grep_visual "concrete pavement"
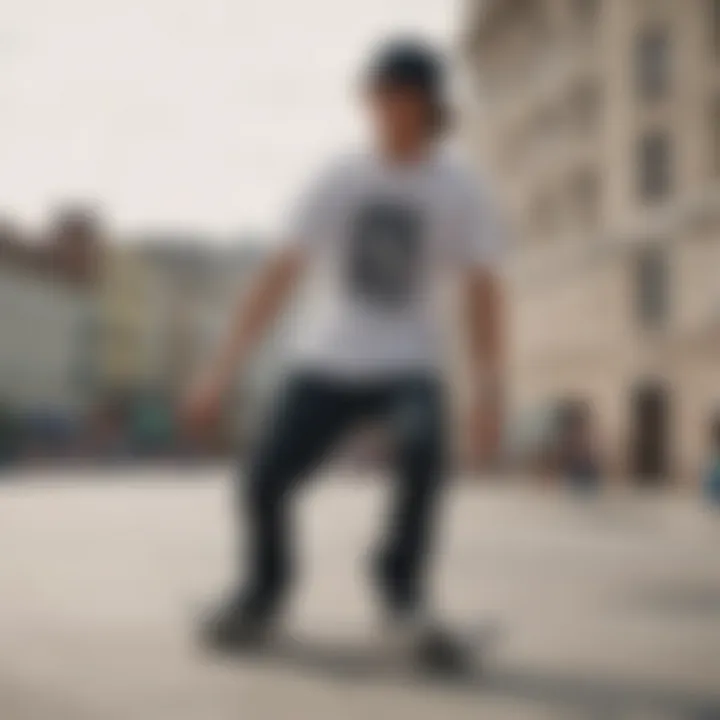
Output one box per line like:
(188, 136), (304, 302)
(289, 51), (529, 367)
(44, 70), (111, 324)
(1, 468), (719, 719)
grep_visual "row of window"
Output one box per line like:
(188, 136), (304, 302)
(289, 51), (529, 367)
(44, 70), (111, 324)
(639, 94), (720, 201)
(527, 107), (719, 239)
(525, 93), (719, 230)
(485, 0), (719, 102)
(636, 0), (720, 100)
(508, 2), (720, 240)
(632, 3), (720, 200)
(529, 103), (719, 236)
(526, 129), (673, 237)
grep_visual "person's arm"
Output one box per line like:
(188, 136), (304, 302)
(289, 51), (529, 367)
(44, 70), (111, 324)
(183, 247), (304, 427)
(461, 266), (504, 466)
(450, 168), (508, 468)
(207, 247), (302, 387)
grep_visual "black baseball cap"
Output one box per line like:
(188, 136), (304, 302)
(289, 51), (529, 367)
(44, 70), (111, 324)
(365, 37), (450, 134)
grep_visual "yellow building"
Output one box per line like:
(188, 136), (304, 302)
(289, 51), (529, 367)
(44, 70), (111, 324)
(98, 246), (169, 397)
(463, 0), (720, 483)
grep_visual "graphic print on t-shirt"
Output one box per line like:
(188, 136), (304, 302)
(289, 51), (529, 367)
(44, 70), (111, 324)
(346, 201), (422, 309)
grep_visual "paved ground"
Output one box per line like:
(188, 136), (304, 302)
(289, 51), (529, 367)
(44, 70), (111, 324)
(1, 467), (719, 720)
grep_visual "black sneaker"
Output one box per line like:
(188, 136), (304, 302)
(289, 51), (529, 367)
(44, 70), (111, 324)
(200, 592), (273, 654)
(415, 624), (472, 676)
(370, 553), (472, 674)
(375, 606), (471, 676)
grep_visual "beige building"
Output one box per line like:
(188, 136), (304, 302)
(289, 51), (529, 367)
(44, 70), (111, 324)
(462, 0), (720, 483)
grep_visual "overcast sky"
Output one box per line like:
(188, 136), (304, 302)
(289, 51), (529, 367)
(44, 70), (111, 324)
(0, 0), (458, 241)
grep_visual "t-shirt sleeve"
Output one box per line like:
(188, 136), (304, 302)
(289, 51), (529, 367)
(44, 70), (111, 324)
(451, 172), (508, 271)
(281, 161), (343, 250)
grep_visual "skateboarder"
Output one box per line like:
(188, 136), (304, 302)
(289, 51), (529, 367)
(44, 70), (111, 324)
(183, 36), (505, 670)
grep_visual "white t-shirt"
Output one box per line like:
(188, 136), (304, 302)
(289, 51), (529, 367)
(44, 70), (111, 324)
(282, 149), (505, 378)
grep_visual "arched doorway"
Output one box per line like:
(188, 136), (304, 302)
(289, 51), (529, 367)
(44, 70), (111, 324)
(630, 381), (671, 484)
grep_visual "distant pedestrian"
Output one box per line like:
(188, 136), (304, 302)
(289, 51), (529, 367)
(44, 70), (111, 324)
(558, 403), (602, 495)
(0, 402), (21, 468)
(702, 415), (720, 508)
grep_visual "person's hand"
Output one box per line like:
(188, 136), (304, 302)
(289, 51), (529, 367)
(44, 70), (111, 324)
(181, 371), (226, 436)
(463, 389), (502, 470)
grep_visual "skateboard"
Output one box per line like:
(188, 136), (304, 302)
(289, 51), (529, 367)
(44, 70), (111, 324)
(198, 616), (498, 679)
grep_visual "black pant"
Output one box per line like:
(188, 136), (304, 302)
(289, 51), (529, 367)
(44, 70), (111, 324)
(238, 372), (447, 617)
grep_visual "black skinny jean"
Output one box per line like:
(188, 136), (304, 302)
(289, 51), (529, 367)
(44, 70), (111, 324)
(237, 372), (448, 617)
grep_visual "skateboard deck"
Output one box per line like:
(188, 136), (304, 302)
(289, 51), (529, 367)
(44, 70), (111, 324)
(199, 619), (498, 679)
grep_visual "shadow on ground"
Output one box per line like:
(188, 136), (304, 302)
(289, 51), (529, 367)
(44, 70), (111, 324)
(215, 637), (720, 720)
(620, 580), (720, 620)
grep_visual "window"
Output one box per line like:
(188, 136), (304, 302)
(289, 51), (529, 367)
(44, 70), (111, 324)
(636, 28), (670, 100)
(638, 132), (672, 202)
(711, 0), (720, 58)
(635, 246), (669, 328)
(713, 95), (720, 177)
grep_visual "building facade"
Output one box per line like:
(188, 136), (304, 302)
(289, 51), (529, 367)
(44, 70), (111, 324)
(98, 245), (171, 397)
(463, 0), (720, 482)
(0, 209), (101, 424)
(135, 238), (268, 448)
